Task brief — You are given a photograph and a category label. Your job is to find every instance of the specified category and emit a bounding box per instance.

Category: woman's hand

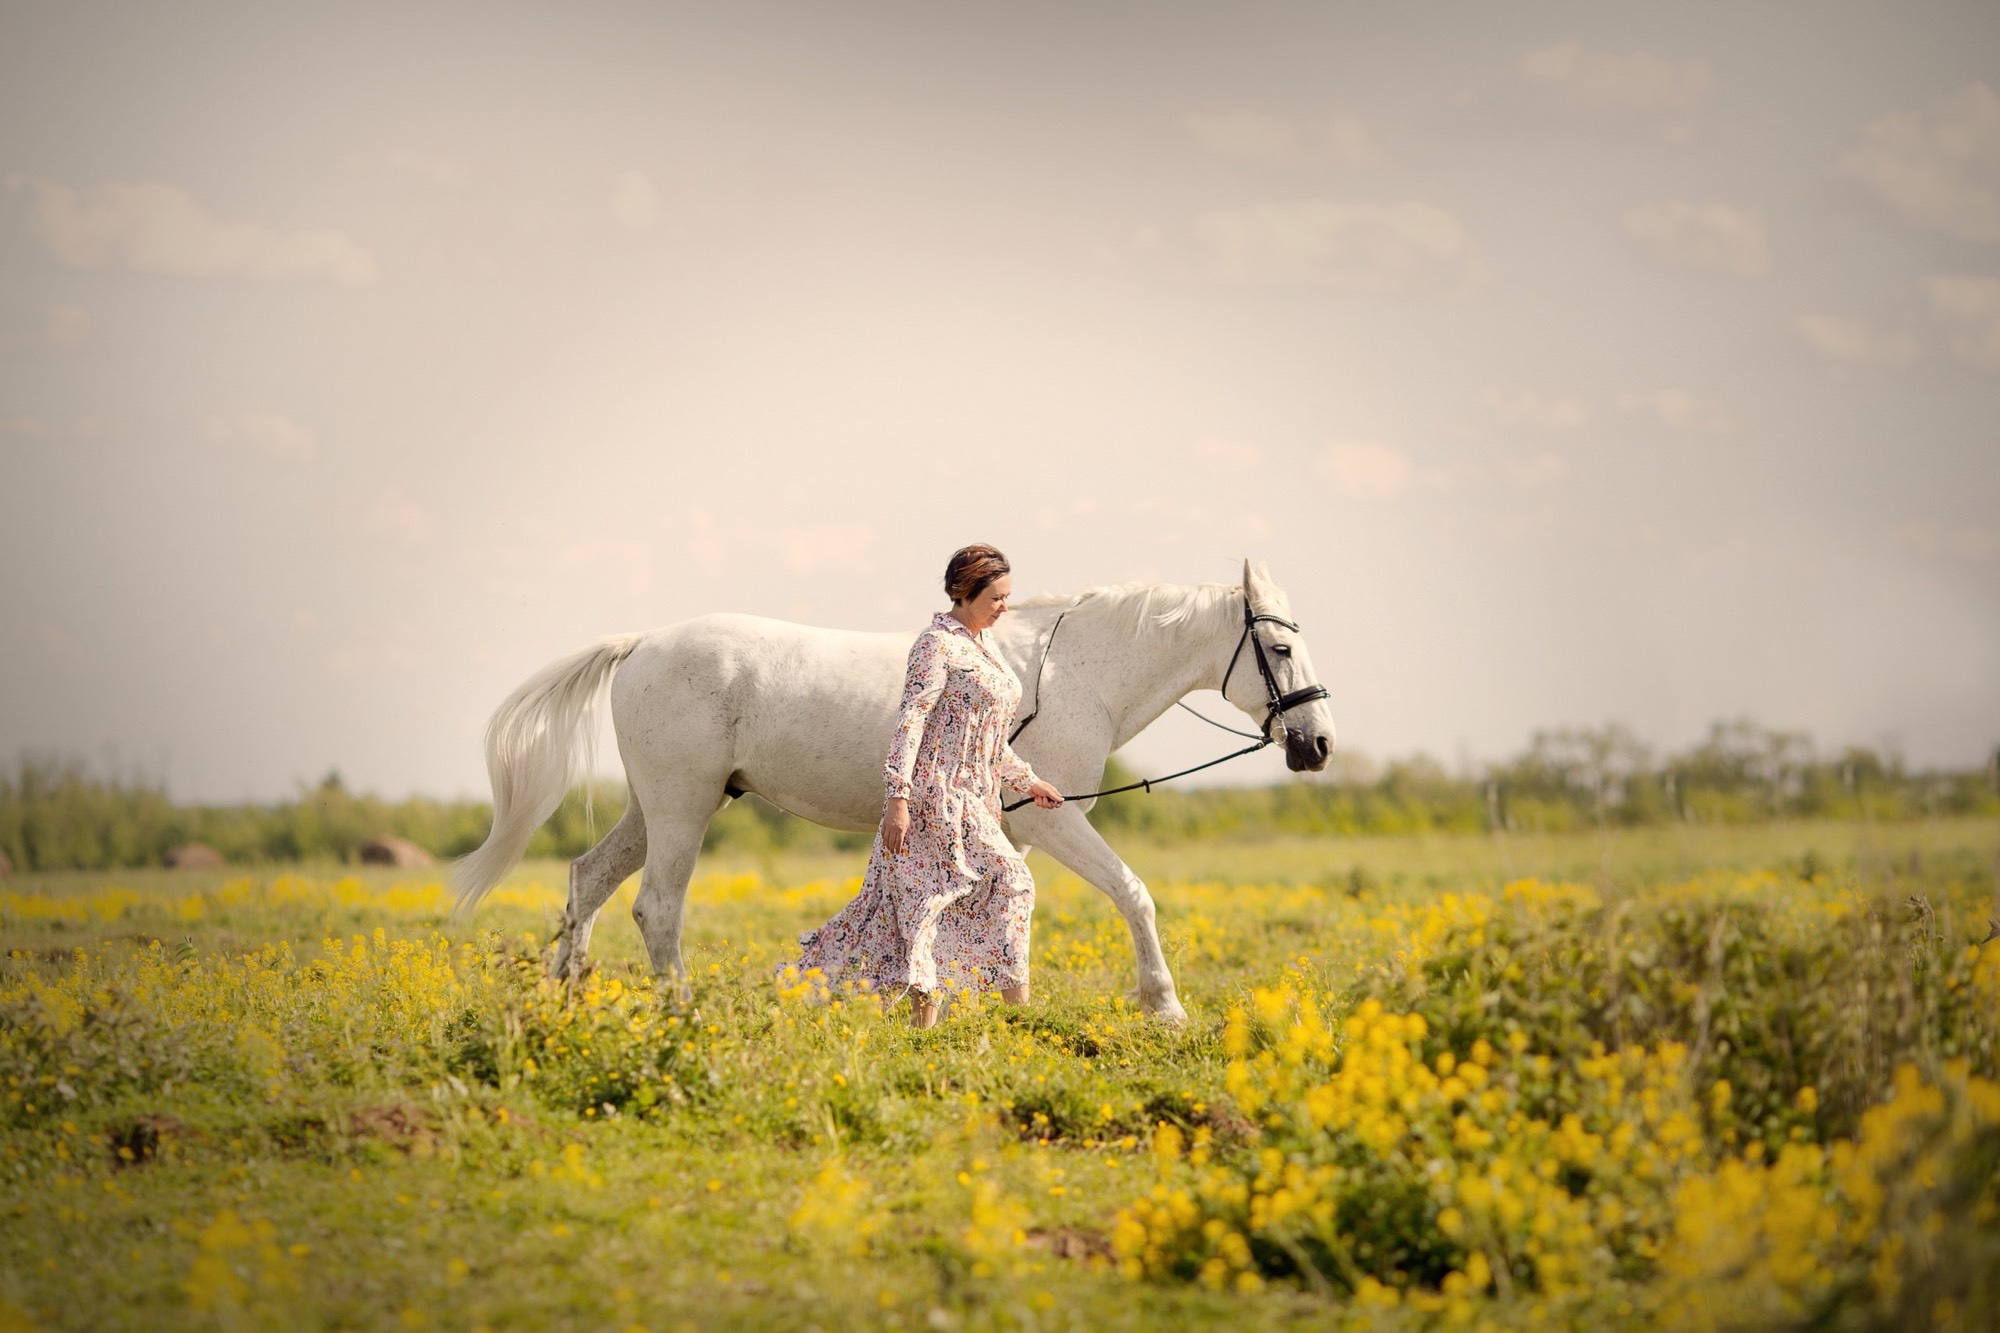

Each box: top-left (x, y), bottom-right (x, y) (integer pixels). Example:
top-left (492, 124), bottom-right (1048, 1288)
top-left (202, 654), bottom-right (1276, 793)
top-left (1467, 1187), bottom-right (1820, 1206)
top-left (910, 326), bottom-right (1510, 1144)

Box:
top-left (882, 797), bottom-right (911, 854)
top-left (1026, 778), bottom-right (1064, 810)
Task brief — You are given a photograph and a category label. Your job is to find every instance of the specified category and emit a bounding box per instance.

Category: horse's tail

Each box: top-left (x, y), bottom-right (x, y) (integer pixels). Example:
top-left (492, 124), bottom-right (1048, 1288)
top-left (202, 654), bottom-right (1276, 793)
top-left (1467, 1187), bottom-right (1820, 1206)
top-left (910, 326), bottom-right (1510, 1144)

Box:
top-left (450, 634), bottom-right (643, 917)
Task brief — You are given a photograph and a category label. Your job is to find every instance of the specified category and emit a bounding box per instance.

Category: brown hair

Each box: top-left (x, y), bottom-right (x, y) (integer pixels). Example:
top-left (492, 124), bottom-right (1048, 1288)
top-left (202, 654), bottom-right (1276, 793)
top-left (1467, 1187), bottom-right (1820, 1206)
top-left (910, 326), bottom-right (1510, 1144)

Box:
top-left (943, 544), bottom-right (1010, 604)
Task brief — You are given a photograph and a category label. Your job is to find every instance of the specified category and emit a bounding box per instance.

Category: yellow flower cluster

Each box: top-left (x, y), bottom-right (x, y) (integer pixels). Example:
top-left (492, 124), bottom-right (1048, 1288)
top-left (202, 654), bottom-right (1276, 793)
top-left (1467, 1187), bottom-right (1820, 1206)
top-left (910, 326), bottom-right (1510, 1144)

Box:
top-left (0, 913), bottom-right (748, 1139)
top-left (1114, 975), bottom-right (2000, 1324)
top-left (959, 1172), bottom-right (1033, 1278)
top-left (788, 1156), bottom-right (885, 1255)
top-left (1659, 1060), bottom-right (2000, 1328)
top-left (2, 929), bottom-right (471, 1123)
top-left (179, 1208), bottom-right (298, 1315)
top-left (2, 863), bottom-right (1993, 1327)
top-left (486, 946), bottom-right (729, 1118)
top-left (0, 874), bottom-right (569, 928)
top-left (1119, 986), bottom-right (1705, 1310)
top-left (0, 871), bottom-right (870, 933)
top-left (528, 1142), bottom-right (604, 1188)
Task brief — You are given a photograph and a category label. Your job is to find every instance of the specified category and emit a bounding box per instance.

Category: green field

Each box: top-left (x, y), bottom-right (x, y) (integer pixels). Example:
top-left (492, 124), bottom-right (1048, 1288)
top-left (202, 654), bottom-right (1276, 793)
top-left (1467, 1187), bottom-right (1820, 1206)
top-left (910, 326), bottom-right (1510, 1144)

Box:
top-left (3, 818), bottom-right (1997, 1330)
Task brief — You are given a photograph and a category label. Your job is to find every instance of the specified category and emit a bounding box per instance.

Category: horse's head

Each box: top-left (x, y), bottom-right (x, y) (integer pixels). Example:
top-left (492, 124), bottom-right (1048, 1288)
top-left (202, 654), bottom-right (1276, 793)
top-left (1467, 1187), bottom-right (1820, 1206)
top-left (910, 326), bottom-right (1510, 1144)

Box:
top-left (1220, 559), bottom-right (1337, 773)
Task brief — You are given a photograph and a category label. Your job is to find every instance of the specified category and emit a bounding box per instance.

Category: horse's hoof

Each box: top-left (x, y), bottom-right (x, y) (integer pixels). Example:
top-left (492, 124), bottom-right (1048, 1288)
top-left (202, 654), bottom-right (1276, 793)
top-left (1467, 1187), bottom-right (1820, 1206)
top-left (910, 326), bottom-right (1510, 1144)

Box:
top-left (1147, 998), bottom-right (1190, 1028)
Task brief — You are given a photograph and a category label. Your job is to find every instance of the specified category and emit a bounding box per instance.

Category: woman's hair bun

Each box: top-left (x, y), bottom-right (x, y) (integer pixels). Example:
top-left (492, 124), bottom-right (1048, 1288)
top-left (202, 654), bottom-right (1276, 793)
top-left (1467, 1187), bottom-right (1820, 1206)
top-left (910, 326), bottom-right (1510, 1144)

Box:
top-left (944, 544), bottom-right (1010, 604)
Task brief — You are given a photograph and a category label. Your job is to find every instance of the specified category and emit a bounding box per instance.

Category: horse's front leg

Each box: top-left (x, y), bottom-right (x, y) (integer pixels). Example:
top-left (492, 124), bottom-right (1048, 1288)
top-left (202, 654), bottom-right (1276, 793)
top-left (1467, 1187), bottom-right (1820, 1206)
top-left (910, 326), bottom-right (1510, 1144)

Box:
top-left (1020, 807), bottom-right (1187, 1025)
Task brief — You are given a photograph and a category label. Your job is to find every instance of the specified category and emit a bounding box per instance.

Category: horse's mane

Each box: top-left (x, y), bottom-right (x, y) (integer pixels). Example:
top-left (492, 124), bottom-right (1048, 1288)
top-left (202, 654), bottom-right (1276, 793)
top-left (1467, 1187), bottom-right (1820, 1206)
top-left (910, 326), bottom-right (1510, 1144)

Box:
top-left (1012, 581), bottom-right (1242, 638)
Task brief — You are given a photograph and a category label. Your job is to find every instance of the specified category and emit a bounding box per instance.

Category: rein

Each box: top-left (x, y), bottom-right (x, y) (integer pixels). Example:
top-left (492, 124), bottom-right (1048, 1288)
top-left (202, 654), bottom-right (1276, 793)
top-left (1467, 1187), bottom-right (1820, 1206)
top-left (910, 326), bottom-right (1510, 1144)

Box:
top-left (1001, 593), bottom-right (1330, 812)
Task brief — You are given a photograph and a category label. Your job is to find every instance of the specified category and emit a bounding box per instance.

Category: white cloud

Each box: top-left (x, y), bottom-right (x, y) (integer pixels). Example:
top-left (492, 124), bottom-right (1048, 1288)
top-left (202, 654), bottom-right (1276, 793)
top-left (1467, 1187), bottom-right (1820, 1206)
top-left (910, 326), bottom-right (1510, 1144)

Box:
top-left (204, 411), bottom-right (319, 463)
top-left (323, 638), bottom-right (435, 682)
top-left (1, 303), bottom-right (89, 354)
top-left (610, 170), bottom-right (662, 231)
top-left (1891, 521), bottom-right (2000, 561)
top-left (1316, 439), bottom-right (1564, 501)
top-left (1924, 275), bottom-right (2000, 370)
top-left (1130, 224), bottom-right (1168, 258)
top-left (1615, 389), bottom-right (1733, 433)
top-left (1193, 438), bottom-right (1265, 466)
top-left (35, 623), bottom-right (89, 665)
top-left (780, 523), bottom-right (874, 574)
top-left (1518, 42), bottom-right (1710, 113)
top-left (1318, 440), bottom-right (1418, 500)
top-left (1502, 452), bottom-right (1570, 491)
top-left (385, 150), bottom-right (468, 188)
top-left (7, 176), bottom-right (379, 285)
top-left (1839, 83), bottom-right (2000, 245)
top-left (1794, 314), bottom-right (1922, 368)
top-left (0, 414), bottom-right (101, 440)
top-left (1623, 201), bottom-right (1768, 276)
top-left (1182, 110), bottom-right (1383, 170)
top-left (1030, 497), bottom-right (1099, 533)
top-left (42, 304), bottom-right (89, 349)
top-left (1483, 389), bottom-right (1590, 433)
top-left (1189, 199), bottom-right (1481, 294)
top-left (361, 487), bottom-right (437, 545)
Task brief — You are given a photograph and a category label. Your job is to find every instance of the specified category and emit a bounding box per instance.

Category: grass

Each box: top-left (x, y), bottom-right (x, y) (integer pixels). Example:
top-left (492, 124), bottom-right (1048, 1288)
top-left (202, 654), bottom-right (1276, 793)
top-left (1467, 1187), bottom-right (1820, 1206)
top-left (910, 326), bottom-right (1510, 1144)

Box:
top-left (1, 817), bottom-right (1997, 1331)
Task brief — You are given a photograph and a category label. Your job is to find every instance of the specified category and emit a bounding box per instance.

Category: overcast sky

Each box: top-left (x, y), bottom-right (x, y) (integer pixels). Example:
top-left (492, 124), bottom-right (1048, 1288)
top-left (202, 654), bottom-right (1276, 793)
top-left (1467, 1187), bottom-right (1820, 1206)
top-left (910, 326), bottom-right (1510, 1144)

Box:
top-left (2, 1), bottom-right (1996, 802)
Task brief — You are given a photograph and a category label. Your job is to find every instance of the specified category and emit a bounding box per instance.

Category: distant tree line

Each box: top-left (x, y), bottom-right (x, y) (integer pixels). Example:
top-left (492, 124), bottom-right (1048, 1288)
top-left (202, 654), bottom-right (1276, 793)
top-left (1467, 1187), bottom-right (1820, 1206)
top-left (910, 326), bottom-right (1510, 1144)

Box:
top-left (1, 721), bottom-right (1994, 874)
top-left (1089, 721), bottom-right (1999, 840)
top-left (0, 758), bottom-right (867, 874)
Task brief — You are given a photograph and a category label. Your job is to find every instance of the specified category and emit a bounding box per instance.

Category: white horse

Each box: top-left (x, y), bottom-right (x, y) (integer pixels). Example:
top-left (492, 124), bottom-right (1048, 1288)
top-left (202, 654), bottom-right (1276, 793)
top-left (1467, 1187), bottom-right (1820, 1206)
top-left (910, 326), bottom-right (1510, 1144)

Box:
top-left (450, 560), bottom-right (1336, 1022)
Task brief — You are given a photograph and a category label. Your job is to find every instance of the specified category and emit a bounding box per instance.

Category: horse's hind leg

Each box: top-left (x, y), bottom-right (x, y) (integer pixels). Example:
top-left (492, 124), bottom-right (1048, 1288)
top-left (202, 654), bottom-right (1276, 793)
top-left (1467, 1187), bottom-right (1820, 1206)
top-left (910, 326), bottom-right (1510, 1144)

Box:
top-left (552, 795), bottom-right (647, 981)
top-left (630, 804), bottom-right (716, 991)
top-left (619, 698), bottom-right (734, 989)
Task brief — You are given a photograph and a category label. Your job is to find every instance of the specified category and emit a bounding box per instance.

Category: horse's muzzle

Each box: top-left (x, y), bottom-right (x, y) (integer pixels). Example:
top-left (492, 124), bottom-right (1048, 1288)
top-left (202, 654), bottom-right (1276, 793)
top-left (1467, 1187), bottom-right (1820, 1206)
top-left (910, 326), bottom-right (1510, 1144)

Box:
top-left (1284, 727), bottom-right (1332, 772)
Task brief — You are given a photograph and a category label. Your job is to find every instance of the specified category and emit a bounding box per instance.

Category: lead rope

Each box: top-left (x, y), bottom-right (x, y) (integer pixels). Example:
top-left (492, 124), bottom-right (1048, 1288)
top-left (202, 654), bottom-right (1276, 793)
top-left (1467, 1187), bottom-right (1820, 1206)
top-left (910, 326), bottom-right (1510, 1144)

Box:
top-left (1001, 734), bottom-right (1273, 812)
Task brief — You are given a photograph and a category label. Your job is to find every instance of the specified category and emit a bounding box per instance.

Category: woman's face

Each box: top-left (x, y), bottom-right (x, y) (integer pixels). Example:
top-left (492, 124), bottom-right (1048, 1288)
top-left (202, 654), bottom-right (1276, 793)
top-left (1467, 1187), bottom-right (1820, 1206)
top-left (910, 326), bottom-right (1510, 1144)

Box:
top-left (958, 574), bottom-right (1012, 630)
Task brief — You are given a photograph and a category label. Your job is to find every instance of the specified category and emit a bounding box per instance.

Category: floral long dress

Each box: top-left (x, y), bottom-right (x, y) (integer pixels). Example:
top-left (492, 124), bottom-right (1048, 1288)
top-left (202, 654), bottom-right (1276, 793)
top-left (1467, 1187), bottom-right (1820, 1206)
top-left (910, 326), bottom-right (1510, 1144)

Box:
top-left (787, 611), bottom-right (1043, 997)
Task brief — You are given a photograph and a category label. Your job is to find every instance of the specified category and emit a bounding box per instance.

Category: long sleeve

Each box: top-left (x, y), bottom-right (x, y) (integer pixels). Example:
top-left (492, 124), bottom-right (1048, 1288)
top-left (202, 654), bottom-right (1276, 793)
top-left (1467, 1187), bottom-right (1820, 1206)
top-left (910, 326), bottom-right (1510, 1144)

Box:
top-left (998, 737), bottom-right (1038, 795)
top-left (884, 630), bottom-right (949, 800)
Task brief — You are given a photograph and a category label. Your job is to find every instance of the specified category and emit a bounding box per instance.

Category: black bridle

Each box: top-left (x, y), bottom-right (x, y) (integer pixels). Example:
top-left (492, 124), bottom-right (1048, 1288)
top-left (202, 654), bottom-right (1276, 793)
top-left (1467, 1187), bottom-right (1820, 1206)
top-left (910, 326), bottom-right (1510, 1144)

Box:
top-left (1000, 591), bottom-right (1330, 811)
top-left (1219, 598), bottom-right (1333, 744)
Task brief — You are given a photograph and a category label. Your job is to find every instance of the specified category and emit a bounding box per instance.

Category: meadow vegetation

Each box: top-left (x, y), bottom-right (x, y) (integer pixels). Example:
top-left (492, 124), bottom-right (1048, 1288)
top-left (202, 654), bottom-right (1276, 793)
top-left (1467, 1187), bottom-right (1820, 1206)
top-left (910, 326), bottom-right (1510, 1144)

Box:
top-left (2, 815), bottom-right (1997, 1329)
top-left (5, 719), bottom-right (1995, 872)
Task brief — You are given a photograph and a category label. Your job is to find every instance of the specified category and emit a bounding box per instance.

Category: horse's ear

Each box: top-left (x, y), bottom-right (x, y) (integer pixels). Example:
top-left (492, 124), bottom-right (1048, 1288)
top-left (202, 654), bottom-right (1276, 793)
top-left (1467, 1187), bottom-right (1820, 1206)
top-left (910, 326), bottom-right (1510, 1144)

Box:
top-left (1243, 558), bottom-right (1273, 604)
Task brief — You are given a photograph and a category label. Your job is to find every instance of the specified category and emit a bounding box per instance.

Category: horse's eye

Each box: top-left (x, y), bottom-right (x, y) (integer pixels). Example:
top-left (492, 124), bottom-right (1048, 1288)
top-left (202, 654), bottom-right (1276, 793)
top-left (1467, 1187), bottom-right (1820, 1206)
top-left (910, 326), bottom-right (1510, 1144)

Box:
top-left (1272, 643), bottom-right (1292, 656)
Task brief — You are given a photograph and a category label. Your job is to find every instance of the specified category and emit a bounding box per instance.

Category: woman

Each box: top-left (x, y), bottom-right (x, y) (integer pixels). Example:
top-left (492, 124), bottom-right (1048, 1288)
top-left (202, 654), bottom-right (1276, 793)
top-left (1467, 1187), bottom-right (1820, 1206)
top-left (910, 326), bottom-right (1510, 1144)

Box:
top-left (785, 544), bottom-right (1064, 1027)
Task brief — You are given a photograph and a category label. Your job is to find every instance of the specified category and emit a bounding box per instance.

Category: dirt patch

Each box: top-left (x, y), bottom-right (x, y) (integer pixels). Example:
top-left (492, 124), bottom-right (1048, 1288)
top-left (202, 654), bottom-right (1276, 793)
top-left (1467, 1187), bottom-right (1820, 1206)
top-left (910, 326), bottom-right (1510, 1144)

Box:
top-left (1027, 1226), bottom-right (1112, 1261)
top-left (1194, 1099), bottom-right (1260, 1144)
top-left (347, 1104), bottom-right (440, 1156)
top-left (110, 1113), bottom-right (193, 1167)
top-left (1134, 1093), bottom-right (1262, 1146)
top-left (264, 1112), bottom-right (329, 1152)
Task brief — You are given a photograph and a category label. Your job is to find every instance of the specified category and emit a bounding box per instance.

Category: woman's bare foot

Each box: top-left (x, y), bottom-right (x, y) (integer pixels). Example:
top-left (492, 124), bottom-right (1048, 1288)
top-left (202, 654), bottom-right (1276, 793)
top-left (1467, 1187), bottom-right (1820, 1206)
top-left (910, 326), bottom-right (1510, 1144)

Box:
top-left (910, 992), bottom-right (939, 1029)
top-left (1000, 984), bottom-right (1029, 1005)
